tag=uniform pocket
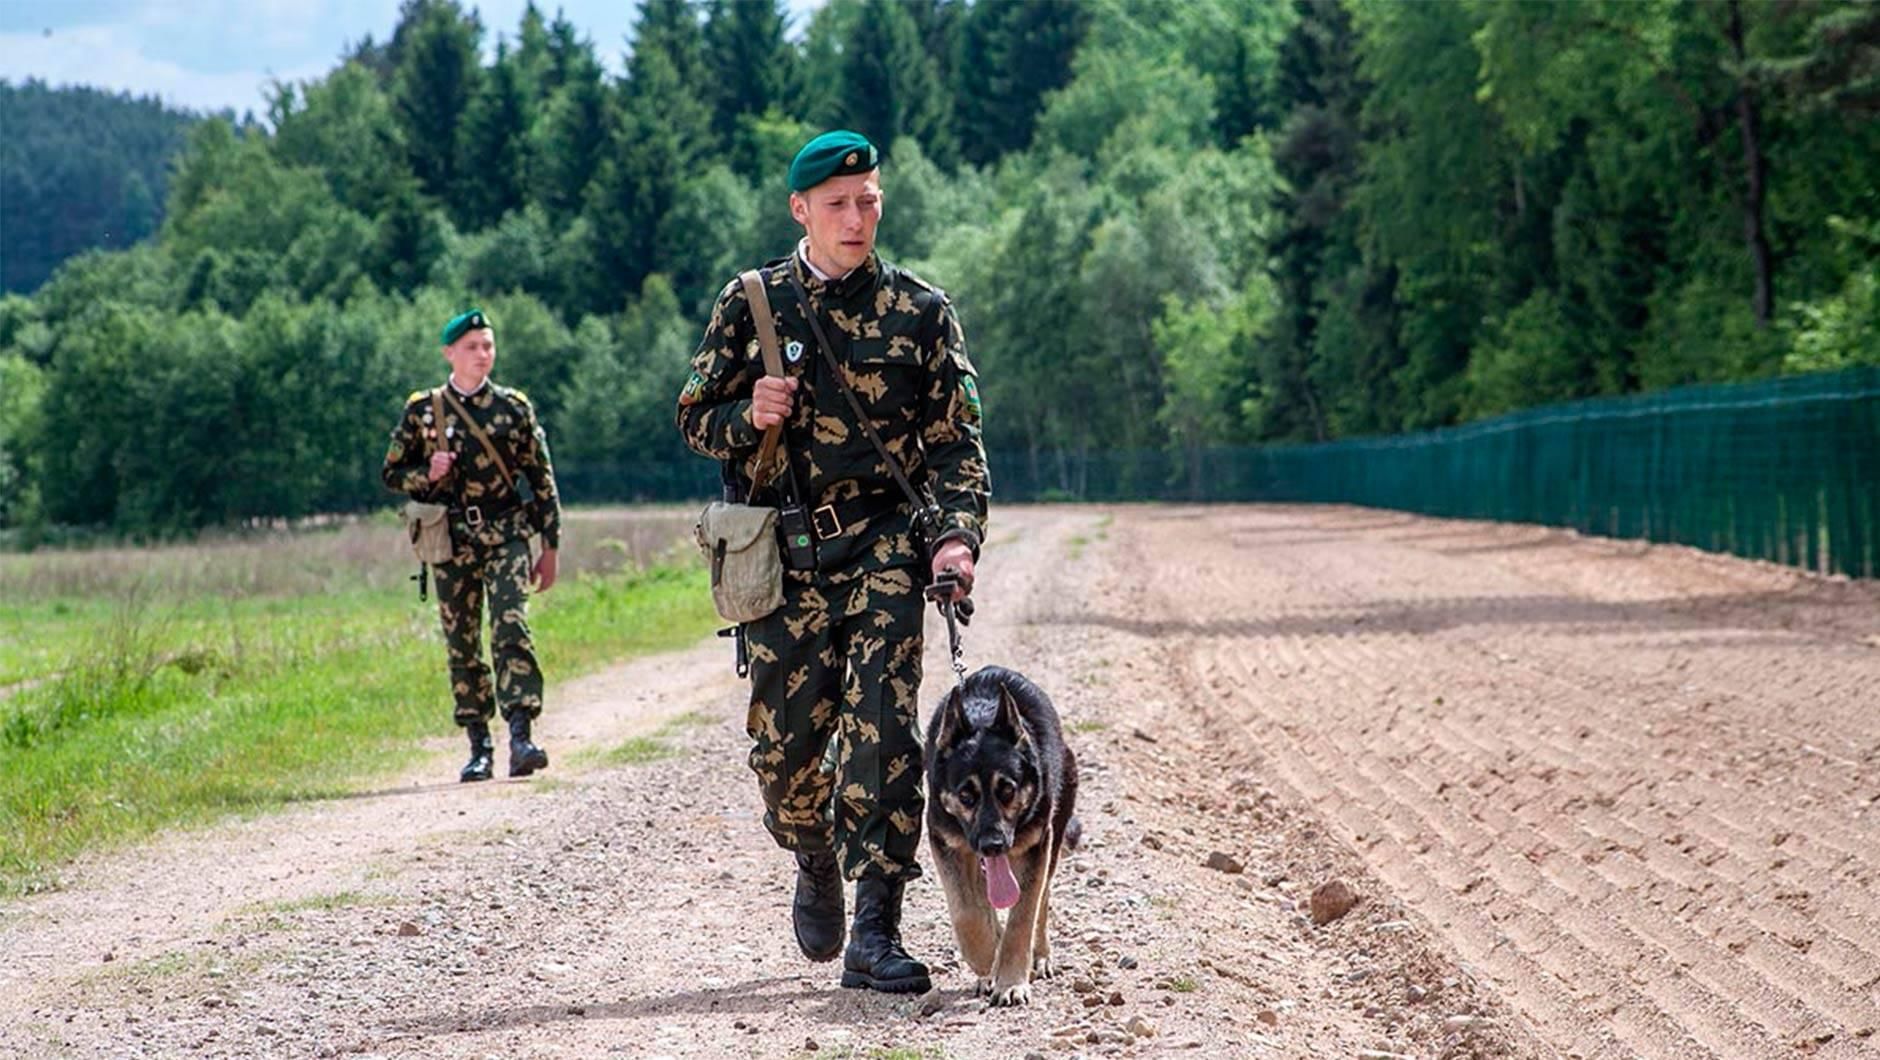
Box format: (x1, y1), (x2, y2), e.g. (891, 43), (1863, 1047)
(846, 337), (924, 418)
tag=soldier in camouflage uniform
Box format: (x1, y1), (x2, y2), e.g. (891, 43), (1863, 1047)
(677, 131), (989, 995)
(384, 308), (563, 783)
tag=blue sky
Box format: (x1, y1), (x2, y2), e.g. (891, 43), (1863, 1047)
(0, 1), (820, 115)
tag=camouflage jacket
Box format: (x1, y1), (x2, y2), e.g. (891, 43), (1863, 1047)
(382, 381), (562, 549)
(676, 252), (989, 582)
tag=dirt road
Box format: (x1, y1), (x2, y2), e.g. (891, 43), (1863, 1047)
(2, 505), (1875, 1059)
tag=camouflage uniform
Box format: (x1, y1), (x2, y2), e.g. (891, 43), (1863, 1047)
(383, 382), (563, 727)
(678, 252), (989, 883)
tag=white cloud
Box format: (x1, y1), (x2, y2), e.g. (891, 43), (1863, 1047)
(0, 0), (832, 113)
(0, 24), (326, 113)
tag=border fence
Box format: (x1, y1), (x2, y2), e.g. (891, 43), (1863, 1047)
(564, 366), (1879, 579)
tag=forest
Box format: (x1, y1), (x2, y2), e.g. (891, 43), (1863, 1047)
(0, 0), (1875, 538)
(0, 81), (199, 295)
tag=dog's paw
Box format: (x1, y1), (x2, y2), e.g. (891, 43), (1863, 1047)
(974, 976), (993, 998)
(985, 981), (1032, 1007)
(1032, 954), (1059, 979)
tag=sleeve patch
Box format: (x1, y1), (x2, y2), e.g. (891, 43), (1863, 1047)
(961, 375), (982, 418)
(679, 371), (706, 406)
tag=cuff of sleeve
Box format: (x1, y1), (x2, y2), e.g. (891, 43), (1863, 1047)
(401, 470), (432, 495)
(725, 401), (763, 451)
(929, 526), (982, 562)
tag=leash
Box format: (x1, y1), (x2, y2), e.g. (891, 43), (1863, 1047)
(924, 571), (974, 691)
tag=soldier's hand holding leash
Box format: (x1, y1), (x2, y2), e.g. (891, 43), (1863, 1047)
(930, 540), (975, 602)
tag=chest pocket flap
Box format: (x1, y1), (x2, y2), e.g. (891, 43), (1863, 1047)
(849, 335), (924, 366)
(845, 336), (924, 413)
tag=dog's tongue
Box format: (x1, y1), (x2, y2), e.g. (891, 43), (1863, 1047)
(981, 854), (1020, 910)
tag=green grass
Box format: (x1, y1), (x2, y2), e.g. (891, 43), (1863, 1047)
(1064, 514), (1113, 561)
(1167, 974), (1200, 993)
(0, 516), (719, 896)
(799, 1048), (946, 1060)
(590, 706), (714, 766)
(1067, 719), (1109, 734)
(576, 709), (717, 767)
(239, 890), (392, 916)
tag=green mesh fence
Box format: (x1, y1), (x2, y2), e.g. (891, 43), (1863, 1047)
(562, 366), (1879, 578)
(987, 367), (1880, 578)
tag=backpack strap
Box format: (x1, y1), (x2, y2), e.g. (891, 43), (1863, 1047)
(428, 388), (446, 458)
(740, 269), (788, 491)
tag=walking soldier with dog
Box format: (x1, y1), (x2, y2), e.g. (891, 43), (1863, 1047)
(383, 308), (562, 784)
(677, 130), (989, 994)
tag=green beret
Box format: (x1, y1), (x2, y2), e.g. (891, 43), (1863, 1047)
(788, 130), (879, 193)
(440, 307), (492, 346)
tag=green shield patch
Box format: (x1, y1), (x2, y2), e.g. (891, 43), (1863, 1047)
(679, 371), (706, 406)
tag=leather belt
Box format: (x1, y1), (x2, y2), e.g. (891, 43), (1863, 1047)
(811, 491), (903, 540)
(449, 499), (524, 529)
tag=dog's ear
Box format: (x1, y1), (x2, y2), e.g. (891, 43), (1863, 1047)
(935, 686), (967, 748)
(994, 684), (1031, 748)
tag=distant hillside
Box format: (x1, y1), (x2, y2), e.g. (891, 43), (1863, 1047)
(0, 80), (198, 293)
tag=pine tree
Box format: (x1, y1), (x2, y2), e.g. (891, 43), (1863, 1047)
(1263, 0), (1361, 441)
(372, 174), (445, 295)
(902, 0), (966, 92)
(635, 0), (711, 109)
(576, 0), (714, 312)
(454, 41), (533, 229)
(514, 3), (556, 100)
(530, 44), (611, 223)
(390, 0), (484, 202)
(841, 0), (955, 164)
(952, 0), (1088, 166)
(702, 0), (797, 176)
(544, 11), (592, 91)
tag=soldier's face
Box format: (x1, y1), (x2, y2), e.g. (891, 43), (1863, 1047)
(444, 329), (496, 388)
(791, 172), (882, 278)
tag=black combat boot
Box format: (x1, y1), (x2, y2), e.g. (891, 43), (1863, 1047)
(840, 876), (931, 993)
(459, 721), (494, 783)
(792, 851), (845, 962)
(507, 712), (549, 777)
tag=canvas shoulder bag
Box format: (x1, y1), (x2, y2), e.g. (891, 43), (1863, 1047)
(401, 389), (454, 565)
(694, 270), (789, 624)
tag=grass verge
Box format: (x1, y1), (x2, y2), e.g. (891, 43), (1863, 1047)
(572, 709), (718, 768)
(0, 560), (719, 896)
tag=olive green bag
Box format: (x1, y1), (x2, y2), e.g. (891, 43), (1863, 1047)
(402, 389), (455, 565)
(694, 270), (789, 624)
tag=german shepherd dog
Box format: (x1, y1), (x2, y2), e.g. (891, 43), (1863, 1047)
(925, 665), (1079, 1006)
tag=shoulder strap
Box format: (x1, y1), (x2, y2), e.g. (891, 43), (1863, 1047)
(428, 388), (446, 457)
(784, 268), (930, 516)
(739, 269), (787, 492)
(440, 386), (517, 493)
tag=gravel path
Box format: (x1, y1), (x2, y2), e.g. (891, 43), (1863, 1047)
(3, 504), (1873, 1059)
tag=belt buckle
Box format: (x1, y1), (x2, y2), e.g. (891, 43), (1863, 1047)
(464, 504), (484, 529)
(811, 503), (841, 539)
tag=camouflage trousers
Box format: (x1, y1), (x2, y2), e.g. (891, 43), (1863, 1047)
(745, 567), (926, 882)
(432, 522), (542, 728)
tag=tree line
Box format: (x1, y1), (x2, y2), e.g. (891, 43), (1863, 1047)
(0, 0), (1874, 539)
(0, 81), (199, 295)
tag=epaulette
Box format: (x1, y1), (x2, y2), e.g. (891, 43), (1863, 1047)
(502, 384), (532, 407)
(896, 265), (949, 307)
(897, 266), (938, 295)
(406, 389), (431, 405)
